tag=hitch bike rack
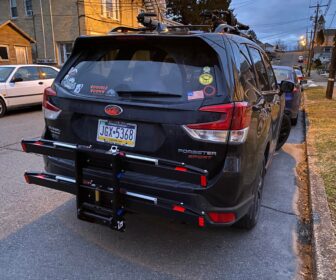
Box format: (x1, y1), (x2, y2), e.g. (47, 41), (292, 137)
(22, 138), (209, 231)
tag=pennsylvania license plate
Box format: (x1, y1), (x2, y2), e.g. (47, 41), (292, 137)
(97, 119), (137, 147)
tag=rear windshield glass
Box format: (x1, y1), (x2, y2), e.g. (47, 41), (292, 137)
(273, 68), (293, 83)
(0, 67), (14, 82)
(60, 37), (224, 103)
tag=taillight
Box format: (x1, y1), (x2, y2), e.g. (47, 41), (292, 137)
(293, 87), (299, 94)
(183, 102), (251, 144)
(43, 87), (61, 119)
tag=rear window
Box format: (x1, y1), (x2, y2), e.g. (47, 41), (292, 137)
(60, 37), (225, 103)
(0, 67), (14, 82)
(273, 68), (293, 83)
(294, 69), (302, 77)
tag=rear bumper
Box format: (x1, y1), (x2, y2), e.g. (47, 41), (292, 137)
(44, 155), (254, 227)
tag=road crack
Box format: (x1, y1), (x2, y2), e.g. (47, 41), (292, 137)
(261, 204), (298, 216)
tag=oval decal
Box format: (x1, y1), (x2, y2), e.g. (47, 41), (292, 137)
(105, 105), (123, 116)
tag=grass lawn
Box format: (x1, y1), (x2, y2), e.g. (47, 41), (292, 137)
(305, 87), (336, 224)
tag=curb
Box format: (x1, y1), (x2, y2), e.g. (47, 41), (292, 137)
(304, 94), (336, 279)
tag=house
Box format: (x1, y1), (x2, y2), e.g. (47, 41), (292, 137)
(313, 28), (336, 63)
(0, 20), (35, 65)
(263, 43), (274, 52)
(0, 0), (167, 66)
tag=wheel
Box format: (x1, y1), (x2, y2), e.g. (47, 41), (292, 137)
(234, 160), (265, 230)
(0, 98), (6, 118)
(276, 114), (291, 151)
(291, 115), (298, 126)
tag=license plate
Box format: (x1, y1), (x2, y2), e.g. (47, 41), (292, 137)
(97, 120), (137, 147)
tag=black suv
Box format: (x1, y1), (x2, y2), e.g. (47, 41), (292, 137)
(22, 14), (293, 231)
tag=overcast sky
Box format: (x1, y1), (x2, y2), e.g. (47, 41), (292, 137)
(230, 0), (336, 48)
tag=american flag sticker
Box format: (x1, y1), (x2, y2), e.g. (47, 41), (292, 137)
(188, 90), (204, 101)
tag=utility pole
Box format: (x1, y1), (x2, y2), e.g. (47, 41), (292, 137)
(326, 34), (336, 99)
(307, 3), (328, 77)
(307, 30), (313, 74)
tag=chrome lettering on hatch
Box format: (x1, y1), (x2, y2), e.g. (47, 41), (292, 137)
(177, 149), (217, 160)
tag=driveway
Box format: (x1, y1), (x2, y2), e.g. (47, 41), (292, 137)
(0, 107), (306, 279)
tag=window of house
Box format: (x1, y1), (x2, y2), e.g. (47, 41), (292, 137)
(9, 0), (18, 18)
(0, 45), (9, 60)
(59, 42), (73, 65)
(24, 0), (33, 16)
(101, 0), (120, 20)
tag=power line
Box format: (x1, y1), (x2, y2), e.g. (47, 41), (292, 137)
(324, 0), (332, 16)
(252, 18), (309, 28)
(329, 10), (336, 28)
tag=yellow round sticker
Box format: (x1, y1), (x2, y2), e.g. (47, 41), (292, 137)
(199, 73), (213, 85)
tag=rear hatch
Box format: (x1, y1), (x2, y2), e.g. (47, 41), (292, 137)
(50, 35), (232, 177)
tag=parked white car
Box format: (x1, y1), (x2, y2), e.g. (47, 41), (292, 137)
(0, 64), (59, 117)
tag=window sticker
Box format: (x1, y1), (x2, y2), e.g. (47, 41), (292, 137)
(187, 90), (204, 101)
(62, 77), (77, 90)
(199, 73), (213, 86)
(106, 89), (117, 97)
(74, 84), (83, 94)
(203, 85), (216, 97)
(90, 85), (108, 94)
(68, 67), (78, 76)
(62, 67), (78, 90)
(203, 66), (211, 73)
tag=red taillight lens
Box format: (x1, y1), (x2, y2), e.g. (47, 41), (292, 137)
(183, 102), (251, 143)
(43, 87), (61, 119)
(208, 212), (236, 223)
(43, 87), (59, 111)
(187, 103), (234, 130)
(293, 87), (299, 94)
(231, 102), (252, 130)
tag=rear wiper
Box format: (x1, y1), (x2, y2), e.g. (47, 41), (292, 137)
(116, 91), (181, 98)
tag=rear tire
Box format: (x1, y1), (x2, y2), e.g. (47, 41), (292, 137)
(234, 160), (265, 230)
(276, 114), (291, 151)
(291, 115), (298, 126)
(0, 98), (6, 118)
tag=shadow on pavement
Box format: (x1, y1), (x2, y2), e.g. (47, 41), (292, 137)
(0, 114), (307, 280)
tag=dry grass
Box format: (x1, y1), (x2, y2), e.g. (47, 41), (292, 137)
(305, 87), (336, 224)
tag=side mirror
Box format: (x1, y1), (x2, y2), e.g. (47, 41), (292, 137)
(11, 76), (23, 83)
(280, 80), (294, 93)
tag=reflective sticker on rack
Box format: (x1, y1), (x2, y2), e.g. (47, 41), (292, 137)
(199, 73), (213, 85)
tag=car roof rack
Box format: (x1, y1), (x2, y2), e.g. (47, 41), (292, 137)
(109, 10), (254, 41)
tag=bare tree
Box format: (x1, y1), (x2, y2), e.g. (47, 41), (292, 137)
(274, 39), (288, 51)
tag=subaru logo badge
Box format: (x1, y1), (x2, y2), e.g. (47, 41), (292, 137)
(105, 105), (123, 116)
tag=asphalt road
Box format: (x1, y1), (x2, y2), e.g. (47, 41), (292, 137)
(273, 51), (305, 67)
(0, 106), (306, 280)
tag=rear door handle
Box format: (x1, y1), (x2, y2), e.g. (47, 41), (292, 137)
(38, 81), (43, 85)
